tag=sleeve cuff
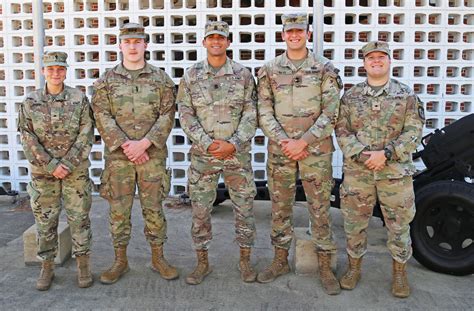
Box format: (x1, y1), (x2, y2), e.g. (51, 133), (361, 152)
(201, 136), (214, 153)
(144, 133), (159, 148)
(45, 158), (60, 174)
(60, 159), (75, 172)
(348, 144), (368, 160)
(392, 143), (410, 162)
(110, 136), (129, 153)
(302, 131), (318, 145)
(228, 137), (241, 152)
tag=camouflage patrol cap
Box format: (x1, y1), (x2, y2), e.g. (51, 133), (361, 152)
(361, 41), (390, 57)
(119, 23), (147, 40)
(282, 13), (308, 30)
(204, 21), (229, 38)
(43, 51), (68, 67)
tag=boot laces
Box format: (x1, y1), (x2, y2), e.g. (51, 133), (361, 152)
(344, 261), (360, 280)
(394, 272), (406, 287)
(265, 258), (284, 275)
(108, 260), (126, 273)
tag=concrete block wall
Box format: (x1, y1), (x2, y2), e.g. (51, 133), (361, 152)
(1, 0), (472, 194)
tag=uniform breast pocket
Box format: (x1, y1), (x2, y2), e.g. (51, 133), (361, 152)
(65, 103), (82, 133)
(351, 103), (369, 131)
(189, 83), (212, 109)
(291, 76), (322, 112)
(301, 76), (322, 98)
(108, 82), (130, 115)
(30, 106), (50, 132)
(387, 101), (407, 130)
(228, 80), (246, 114)
(142, 82), (162, 115)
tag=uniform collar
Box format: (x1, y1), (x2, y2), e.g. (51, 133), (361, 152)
(278, 48), (312, 71)
(42, 84), (68, 101)
(362, 79), (392, 97)
(203, 57), (234, 77)
(114, 62), (153, 78)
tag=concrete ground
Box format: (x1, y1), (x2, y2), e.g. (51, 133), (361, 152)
(0, 195), (472, 310)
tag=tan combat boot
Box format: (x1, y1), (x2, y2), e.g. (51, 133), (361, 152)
(239, 247), (257, 283)
(392, 259), (410, 298)
(100, 246), (130, 284)
(36, 260), (55, 291)
(256, 247), (290, 283)
(317, 251), (341, 295)
(76, 254), (93, 288)
(150, 244), (179, 280)
(340, 255), (362, 290)
(185, 249), (212, 285)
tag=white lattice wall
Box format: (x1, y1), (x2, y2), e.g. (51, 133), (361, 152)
(0, 0), (472, 194)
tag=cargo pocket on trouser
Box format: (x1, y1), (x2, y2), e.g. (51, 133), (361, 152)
(243, 171), (257, 199)
(339, 182), (349, 217)
(187, 166), (217, 207)
(162, 168), (171, 196)
(27, 182), (41, 213)
(99, 169), (112, 200)
(83, 177), (93, 212)
(187, 166), (202, 196)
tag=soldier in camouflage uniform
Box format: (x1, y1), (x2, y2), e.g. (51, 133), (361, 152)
(18, 52), (94, 290)
(335, 41), (425, 298)
(177, 21), (258, 285)
(257, 13), (342, 294)
(92, 23), (178, 284)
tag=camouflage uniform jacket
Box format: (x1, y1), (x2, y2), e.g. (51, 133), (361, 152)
(177, 57), (257, 154)
(336, 79), (425, 180)
(92, 62), (175, 160)
(18, 85), (93, 175)
(257, 50), (341, 156)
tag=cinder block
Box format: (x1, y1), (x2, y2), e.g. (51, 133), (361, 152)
(23, 222), (72, 266)
(293, 227), (336, 275)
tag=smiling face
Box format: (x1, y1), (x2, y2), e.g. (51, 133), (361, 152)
(42, 65), (67, 88)
(203, 34), (230, 58)
(119, 37), (147, 65)
(282, 28), (310, 53)
(363, 51), (391, 81)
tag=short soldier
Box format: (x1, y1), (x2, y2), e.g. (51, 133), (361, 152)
(18, 51), (94, 290)
(92, 23), (178, 284)
(257, 13), (342, 295)
(177, 21), (258, 284)
(335, 41), (425, 298)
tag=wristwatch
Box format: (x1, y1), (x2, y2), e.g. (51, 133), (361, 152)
(384, 148), (393, 161)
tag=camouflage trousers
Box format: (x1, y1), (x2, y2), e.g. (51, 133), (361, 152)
(267, 152), (336, 251)
(27, 168), (92, 261)
(187, 152), (256, 250)
(340, 168), (415, 263)
(99, 157), (171, 247)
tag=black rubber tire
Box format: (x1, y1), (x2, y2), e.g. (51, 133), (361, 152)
(411, 180), (474, 276)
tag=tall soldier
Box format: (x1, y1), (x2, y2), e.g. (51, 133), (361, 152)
(335, 41), (425, 298)
(257, 13), (342, 295)
(92, 23), (178, 284)
(177, 21), (258, 285)
(19, 52), (94, 290)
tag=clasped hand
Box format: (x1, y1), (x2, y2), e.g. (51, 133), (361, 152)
(363, 150), (386, 171)
(280, 138), (309, 161)
(208, 140), (236, 160)
(52, 164), (70, 179)
(122, 138), (152, 165)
